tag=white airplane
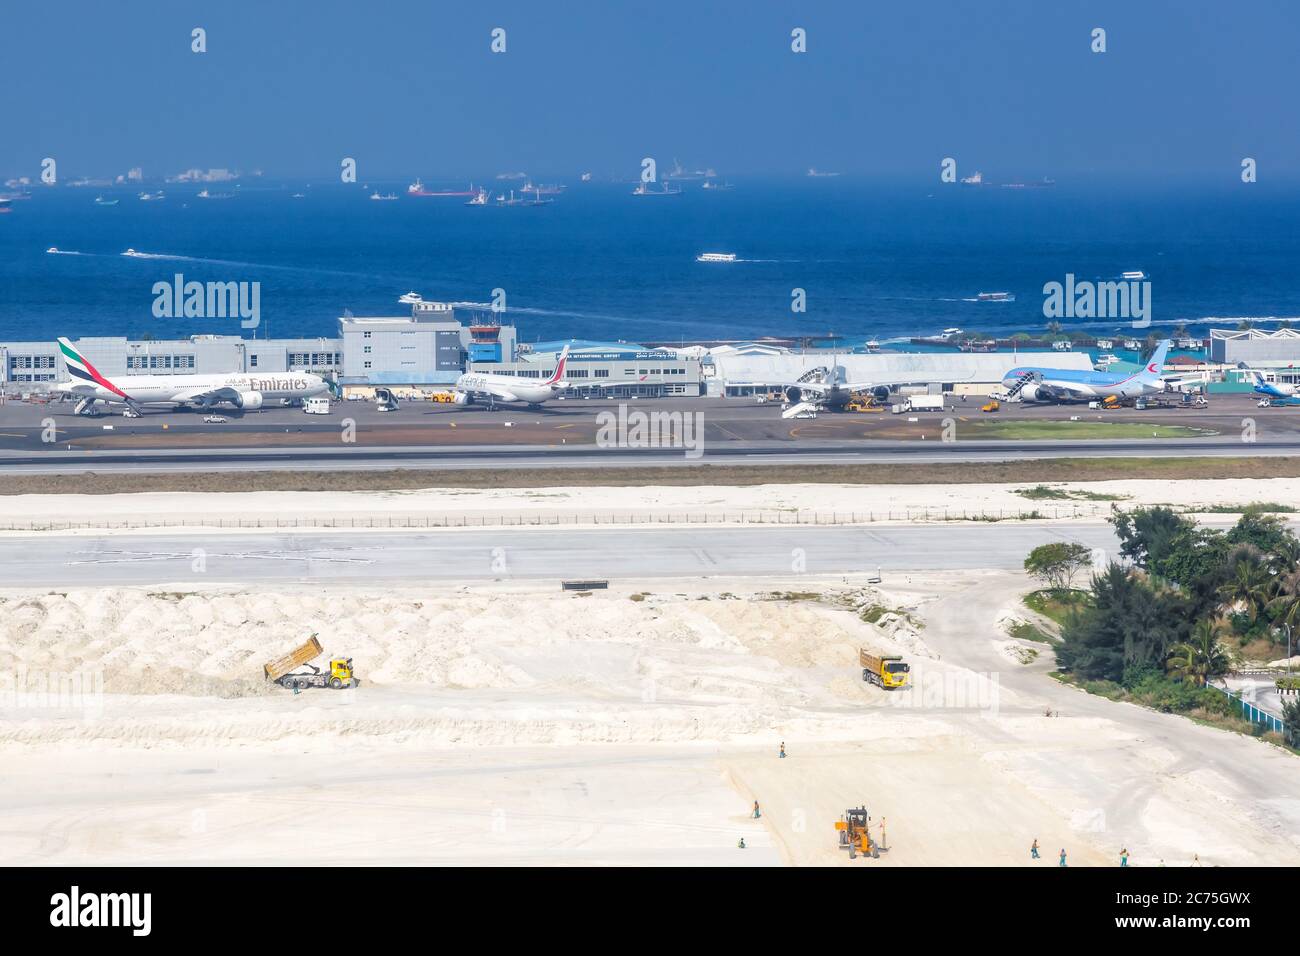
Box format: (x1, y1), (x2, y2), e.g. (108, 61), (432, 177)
(452, 346), (571, 408)
(777, 357), (968, 417)
(1002, 340), (1171, 403)
(52, 337), (333, 415)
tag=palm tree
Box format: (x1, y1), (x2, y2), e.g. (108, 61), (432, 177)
(1217, 549), (1277, 623)
(1268, 569), (1300, 635)
(1166, 619), (1233, 686)
(1283, 696), (1300, 748)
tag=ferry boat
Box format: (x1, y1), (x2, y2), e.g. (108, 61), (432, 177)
(632, 181), (683, 197)
(369, 191), (398, 201)
(976, 291), (1013, 302)
(1121, 270), (1147, 280)
(696, 252), (737, 263)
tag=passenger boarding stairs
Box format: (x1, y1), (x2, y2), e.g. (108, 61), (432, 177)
(1004, 370), (1038, 401)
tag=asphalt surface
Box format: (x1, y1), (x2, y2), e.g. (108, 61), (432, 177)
(0, 524), (1125, 587)
(3, 392), (1297, 473)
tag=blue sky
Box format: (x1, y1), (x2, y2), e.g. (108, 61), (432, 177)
(5, 0), (1298, 182)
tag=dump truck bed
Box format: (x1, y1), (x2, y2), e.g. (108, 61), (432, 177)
(264, 635), (323, 681)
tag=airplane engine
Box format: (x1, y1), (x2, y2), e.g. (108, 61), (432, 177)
(784, 385), (805, 404)
(1017, 383), (1041, 402)
(235, 390), (264, 410)
(452, 392), (470, 405)
(871, 385), (891, 403)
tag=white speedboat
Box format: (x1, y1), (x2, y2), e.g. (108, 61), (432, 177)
(398, 291), (423, 304)
(121, 248), (147, 257)
(696, 252), (737, 263)
(1122, 270), (1147, 280)
(46, 246), (59, 254)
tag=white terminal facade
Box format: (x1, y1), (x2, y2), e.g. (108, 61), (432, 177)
(6, 301), (1292, 398)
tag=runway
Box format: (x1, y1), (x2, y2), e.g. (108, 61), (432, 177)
(0, 524), (1126, 586)
(4, 435), (1300, 474)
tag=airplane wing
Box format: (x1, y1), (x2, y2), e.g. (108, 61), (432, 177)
(172, 386), (243, 406)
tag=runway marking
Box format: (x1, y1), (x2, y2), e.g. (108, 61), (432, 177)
(70, 548), (377, 565)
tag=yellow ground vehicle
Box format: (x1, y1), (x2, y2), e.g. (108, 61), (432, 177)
(861, 648), (909, 689)
(981, 399), (1000, 413)
(845, 398), (883, 413)
(264, 635), (359, 690)
(430, 391), (457, 403)
(835, 806), (880, 859)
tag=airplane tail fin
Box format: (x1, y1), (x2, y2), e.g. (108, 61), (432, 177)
(56, 337), (130, 399)
(1140, 340), (1171, 382)
(545, 345), (571, 386)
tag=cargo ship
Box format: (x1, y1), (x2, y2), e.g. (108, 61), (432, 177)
(408, 179), (478, 197)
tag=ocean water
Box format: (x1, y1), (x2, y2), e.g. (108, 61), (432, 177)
(2, 179), (1298, 347)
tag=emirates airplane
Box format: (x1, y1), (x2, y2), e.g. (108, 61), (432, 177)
(451, 345), (571, 408)
(52, 337), (333, 415)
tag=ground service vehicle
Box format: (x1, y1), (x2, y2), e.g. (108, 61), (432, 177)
(835, 806), (880, 859)
(981, 399), (1000, 413)
(264, 635), (359, 690)
(861, 648), (910, 689)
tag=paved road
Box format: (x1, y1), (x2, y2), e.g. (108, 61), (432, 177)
(2, 437), (1299, 474)
(0, 524), (1126, 587)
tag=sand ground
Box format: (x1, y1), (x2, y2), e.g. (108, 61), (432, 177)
(3, 572), (1295, 866)
(1, 477), (1298, 532)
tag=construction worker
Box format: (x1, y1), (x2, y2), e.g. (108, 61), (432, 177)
(779, 741), (786, 759)
(1191, 854), (1202, 867)
(737, 837), (746, 849)
(1059, 848), (1068, 867)
(1121, 848), (1129, 867)
(753, 801), (761, 819)
(1030, 839), (1040, 860)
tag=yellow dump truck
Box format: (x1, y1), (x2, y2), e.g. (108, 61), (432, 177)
(860, 648), (910, 690)
(264, 635), (359, 690)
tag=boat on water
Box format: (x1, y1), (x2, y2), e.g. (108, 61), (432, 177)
(1122, 270), (1147, 280)
(408, 179), (477, 197)
(1094, 353), (1121, 371)
(138, 190), (164, 201)
(121, 248), (148, 257)
(960, 339), (998, 353)
(696, 252), (737, 263)
(290, 192), (306, 199)
(93, 195), (119, 206)
(806, 168), (840, 178)
(465, 188), (490, 206)
(864, 340), (881, 353)
(0, 198), (12, 214)
(370, 191), (399, 201)
(976, 291), (1013, 302)
(522, 181), (566, 195)
(580, 172), (593, 182)
(632, 181), (683, 197)
(197, 189), (234, 199)
(398, 291), (423, 304)
(701, 179), (734, 190)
